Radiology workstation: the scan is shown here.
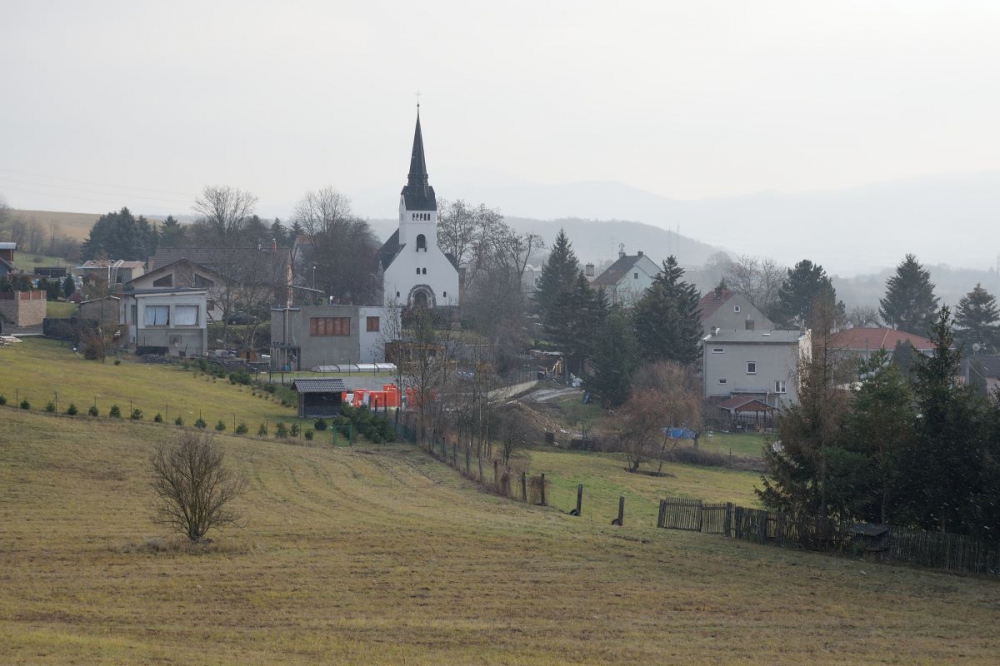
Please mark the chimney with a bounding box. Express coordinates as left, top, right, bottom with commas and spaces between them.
637, 250, 643, 257
272, 238, 277, 251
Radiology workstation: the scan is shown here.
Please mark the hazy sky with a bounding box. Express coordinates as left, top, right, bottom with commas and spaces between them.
3, 0, 999, 222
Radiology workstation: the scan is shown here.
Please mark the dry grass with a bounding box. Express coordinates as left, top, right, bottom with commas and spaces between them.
12, 209, 100, 242
3, 408, 1000, 664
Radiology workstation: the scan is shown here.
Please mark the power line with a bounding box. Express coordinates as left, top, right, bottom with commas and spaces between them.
0, 167, 195, 197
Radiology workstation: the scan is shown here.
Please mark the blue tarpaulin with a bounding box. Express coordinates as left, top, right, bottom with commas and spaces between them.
662, 427, 696, 439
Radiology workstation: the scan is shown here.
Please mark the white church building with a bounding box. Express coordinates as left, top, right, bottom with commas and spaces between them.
377, 112, 460, 308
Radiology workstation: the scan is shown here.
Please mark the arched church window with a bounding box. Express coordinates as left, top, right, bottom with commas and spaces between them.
416, 234, 427, 251
416, 268, 421, 274
422, 268, 427, 275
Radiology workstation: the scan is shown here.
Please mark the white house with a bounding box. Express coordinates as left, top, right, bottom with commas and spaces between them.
270, 304, 389, 371
702, 328, 811, 408
590, 249, 660, 306
377, 111, 460, 308
697, 287, 775, 337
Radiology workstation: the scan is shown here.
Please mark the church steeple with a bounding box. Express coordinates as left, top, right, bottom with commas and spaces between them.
401, 109, 436, 211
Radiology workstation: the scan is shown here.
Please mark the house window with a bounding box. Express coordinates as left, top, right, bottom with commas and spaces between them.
442, 291, 447, 298
775, 380, 787, 394
366, 316, 380, 332
634, 272, 638, 279
194, 274, 214, 288
416, 234, 427, 251
152, 274, 173, 288
144, 305, 169, 326
747, 361, 757, 374
175, 305, 199, 326
719, 378, 728, 385
734, 305, 741, 313
310, 317, 350, 336
712, 348, 724, 354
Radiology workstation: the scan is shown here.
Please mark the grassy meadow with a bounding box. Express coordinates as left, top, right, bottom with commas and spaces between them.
3, 340, 1000, 663
12, 209, 100, 242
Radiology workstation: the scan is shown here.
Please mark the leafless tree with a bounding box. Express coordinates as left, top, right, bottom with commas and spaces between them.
193, 185, 258, 244
847, 304, 882, 329
150, 432, 247, 542
724, 254, 785, 316
615, 390, 669, 473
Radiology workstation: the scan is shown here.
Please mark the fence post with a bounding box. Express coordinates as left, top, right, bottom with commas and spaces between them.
613, 496, 625, 526
657, 499, 666, 528
540, 473, 546, 506
575, 484, 583, 516
725, 503, 733, 538
521, 472, 527, 502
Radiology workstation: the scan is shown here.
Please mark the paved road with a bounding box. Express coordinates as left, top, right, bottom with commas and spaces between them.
525, 386, 583, 403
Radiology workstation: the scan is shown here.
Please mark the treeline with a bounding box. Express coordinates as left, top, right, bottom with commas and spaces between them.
0, 199, 81, 261
760, 308, 1000, 541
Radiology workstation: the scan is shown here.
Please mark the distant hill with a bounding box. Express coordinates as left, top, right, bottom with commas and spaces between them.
370, 171, 1000, 277
11, 209, 99, 242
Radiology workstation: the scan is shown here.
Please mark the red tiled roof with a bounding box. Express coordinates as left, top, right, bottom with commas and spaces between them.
697, 289, 732, 322
829, 327, 934, 352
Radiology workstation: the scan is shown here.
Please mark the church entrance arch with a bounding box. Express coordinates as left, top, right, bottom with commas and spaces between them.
408, 285, 435, 308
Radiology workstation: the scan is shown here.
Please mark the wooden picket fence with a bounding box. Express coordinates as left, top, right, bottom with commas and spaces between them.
657, 498, 1000, 577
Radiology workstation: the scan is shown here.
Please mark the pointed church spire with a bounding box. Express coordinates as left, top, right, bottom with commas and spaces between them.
401, 108, 436, 211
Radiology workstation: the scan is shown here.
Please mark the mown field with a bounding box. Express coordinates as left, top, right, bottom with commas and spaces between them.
3, 341, 1000, 663
12, 209, 100, 242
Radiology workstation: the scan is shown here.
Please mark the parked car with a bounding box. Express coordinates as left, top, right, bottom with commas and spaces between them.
226, 312, 258, 325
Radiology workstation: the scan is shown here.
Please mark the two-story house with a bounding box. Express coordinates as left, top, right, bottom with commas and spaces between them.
590, 248, 659, 306
697, 287, 774, 336
702, 328, 812, 408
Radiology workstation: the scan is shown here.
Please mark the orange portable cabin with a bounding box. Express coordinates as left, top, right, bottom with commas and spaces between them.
341, 384, 400, 411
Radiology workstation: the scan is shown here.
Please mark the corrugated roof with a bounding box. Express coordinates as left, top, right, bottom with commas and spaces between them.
291, 378, 347, 394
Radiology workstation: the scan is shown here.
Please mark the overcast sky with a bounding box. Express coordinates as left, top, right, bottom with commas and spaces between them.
2, 0, 999, 223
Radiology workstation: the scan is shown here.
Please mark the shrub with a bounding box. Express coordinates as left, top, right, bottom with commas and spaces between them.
257, 423, 268, 437
154, 413, 163, 423
194, 417, 207, 429
175, 416, 184, 426
88, 405, 99, 417
66, 403, 78, 416
305, 429, 314, 441
0, 395, 6, 405
131, 408, 143, 420
114, 359, 121, 366
275, 422, 288, 439
263, 383, 276, 394
45, 401, 56, 413
109, 405, 122, 418
215, 420, 226, 432
20, 399, 30, 410
290, 423, 300, 438
314, 418, 328, 431
235, 421, 248, 435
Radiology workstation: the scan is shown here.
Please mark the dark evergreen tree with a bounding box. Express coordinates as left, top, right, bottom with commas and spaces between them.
545, 272, 605, 375
632, 256, 702, 365
773, 259, 842, 330
879, 254, 938, 336
900, 307, 987, 534
81, 207, 158, 261
62, 274, 75, 299
586, 306, 639, 408
535, 229, 581, 319
158, 215, 186, 247
843, 349, 915, 524
954, 283, 1000, 356
890, 339, 917, 383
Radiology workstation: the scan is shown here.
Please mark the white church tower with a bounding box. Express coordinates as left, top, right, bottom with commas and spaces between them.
378, 110, 460, 308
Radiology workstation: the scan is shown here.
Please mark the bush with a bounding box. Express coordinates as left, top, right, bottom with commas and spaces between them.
305, 429, 314, 441
114, 359, 121, 366
88, 405, 99, 417
45, 401, 56, 413
290, 423, 300, 438
314, 418, 328, 431
257, 423, 268, 437
154, 413, 163, 423
275, 422, 288, 439
131, 408, 143, 420
215, 420, 226, 432
66, 403, 78, 416
235, 421, 248, 435
194, 417, 207, 429
109, 405, 122, 418
175, 416, 184, 426
20, 399, 30, 410
0, 395, 6, 405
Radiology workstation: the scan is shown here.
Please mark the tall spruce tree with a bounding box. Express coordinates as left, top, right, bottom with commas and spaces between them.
632, 256, 702, 365
901, 307, 987, 534
81, 207, 159, 261
545, 272, 606, 375
879, 254, 938, 336
954, 283, 1000, 356
586, 306, 639, 408
535, 228, 581, 318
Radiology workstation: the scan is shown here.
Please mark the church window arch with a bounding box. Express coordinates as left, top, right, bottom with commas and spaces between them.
416, 234, 427, 251
422, 268, 427, 275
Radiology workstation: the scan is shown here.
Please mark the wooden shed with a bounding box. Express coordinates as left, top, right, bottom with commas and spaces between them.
290, 378, 347, 419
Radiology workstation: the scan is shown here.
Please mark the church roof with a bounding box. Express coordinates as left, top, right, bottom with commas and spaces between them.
377, 229, 403, 272
400, 112, 436, 211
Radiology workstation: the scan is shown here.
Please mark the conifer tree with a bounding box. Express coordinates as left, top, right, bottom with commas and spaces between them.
879, 254, 938, 336
535, 228, 580, 318
632, 256, 702, 365
773, 259, 842, 330
954, 283, 1000, 356
586, 306, 639, 408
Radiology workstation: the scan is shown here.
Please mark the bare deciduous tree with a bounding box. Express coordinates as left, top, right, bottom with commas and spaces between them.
847, 304, 882, 329
150, 432, 247, 542
193, 185, 258, 244
724, 254, 785, 316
